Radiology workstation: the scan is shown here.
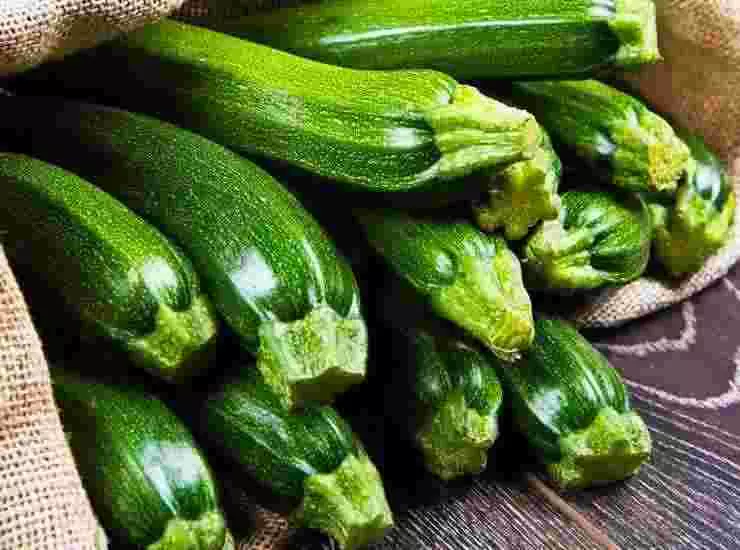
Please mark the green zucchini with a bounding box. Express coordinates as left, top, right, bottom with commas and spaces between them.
15, 19, 539, 204
647, 127, 736, 277
496, 318, 651, 490
197, 364, 393, 550
0, 96, 366, 409
523, 189, 652, 291
0, 153, 217, 382
51, 366, 230, 549
378, 277, 503, 480
189, 0, 660, 79
356, 208, 533, 361
473, 126, 562, 240
508, 80, 691, 194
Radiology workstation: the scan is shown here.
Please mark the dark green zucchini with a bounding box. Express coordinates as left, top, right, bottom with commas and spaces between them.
188, 0, 660, 79
0, 96, 366, 409
523, 189, 652, 291
496, 318, 651, 490
356, 208, 533, 361
508, 79, 691, 194
378, 277, 503, 480
474, 126, 562, 240
14, 19, 540, 204
0, 153, 218, 382
197, 365, 393, 550
51, 366, 231, 549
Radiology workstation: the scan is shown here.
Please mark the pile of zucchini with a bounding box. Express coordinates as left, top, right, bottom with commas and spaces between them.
0, 1, 733, 548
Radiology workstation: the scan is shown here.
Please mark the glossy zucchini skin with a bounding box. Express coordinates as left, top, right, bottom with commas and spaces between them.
0, 153, 218, 382
496, 318, 651, 490
648, 127, 736, 277
379, 278, 503, 480
357, 208, 533, 361
523, 189, 652, 291
509, 80, 690, 194
0, 96, 366, 409
190, 0, 660, 80
51, 366, 230, 550
17, 19, 539, 203
198, 365, 393, 550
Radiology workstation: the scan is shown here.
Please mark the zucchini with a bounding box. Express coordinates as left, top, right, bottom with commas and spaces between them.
647, 127, 736, 277
356, 208, 533, 361
0, 153, 217, 382
51, 366, 231, 549
14, 19, 540, 203
496, 318, 651, 490
378, 277, 503, 480
0, 96, 366, 409
508, 80, 691, 194
189, 0, 660, 80
197, 364, 393, 550
523, 189, 652, 291
473, 126, 562, 240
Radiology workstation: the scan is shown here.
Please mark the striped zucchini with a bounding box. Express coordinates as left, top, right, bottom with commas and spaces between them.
189, 0, 660, 79
0, 153, 218, 382
0, 96, 366, 409
16, 19, 540, 204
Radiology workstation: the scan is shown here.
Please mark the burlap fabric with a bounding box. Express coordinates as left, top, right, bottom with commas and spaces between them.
0, 1, 738, 549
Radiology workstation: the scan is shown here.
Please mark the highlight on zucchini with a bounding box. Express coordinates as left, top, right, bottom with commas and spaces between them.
523, 189, 652, 292
51, 366, 231, 550
188, 0, 661, 79
0, 96, 367, 409
496, 318, 652, 490
15, 19, 541, 204
508, 79, 691, 194
357, 208, 534, 361
198, 364, 393, 550
0, 153, 218, 382
474, 126, 562, 241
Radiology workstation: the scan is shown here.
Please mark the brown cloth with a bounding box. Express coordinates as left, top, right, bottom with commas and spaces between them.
0, 1, 738, 549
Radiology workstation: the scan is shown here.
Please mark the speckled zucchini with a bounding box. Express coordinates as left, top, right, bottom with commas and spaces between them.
496, 318, 652, 490
189, 0, 660, 79
16, 19, 540, 204
0, 153, 217, 382
51, 366, 231, 550
0, 96, 366, 409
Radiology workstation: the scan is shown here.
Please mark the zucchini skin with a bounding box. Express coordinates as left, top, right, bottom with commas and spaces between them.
189, 0, 660, 79
508, 80, 690, 194
496, 318, 651, 490
51, 367, 230, 550
15, 19, 539, 203
523, 189, 652, 291
0, 96, 366, 409
198, 365, 393, 550
357, 208, 533, 361
0, 153, 218, 382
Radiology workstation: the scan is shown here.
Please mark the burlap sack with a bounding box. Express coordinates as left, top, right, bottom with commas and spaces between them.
0, 1, 738, 549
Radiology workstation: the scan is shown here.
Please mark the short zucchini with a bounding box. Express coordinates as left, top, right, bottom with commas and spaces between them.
51, 366, 231, 550
496, 318, 652, 490
0, 153, 218, 382
197, 364, 393, 550
190, 0, 660, 79
0, 96, 366, 409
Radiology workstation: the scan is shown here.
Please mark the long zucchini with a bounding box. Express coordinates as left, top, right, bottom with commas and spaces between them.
51, 366, 231, 549
14, 19, 539, 204
188, 0, 660, 80
507, 79, 691, 194
197, 364, 393, 550
496, 318, 651, 490
0, 153, 217, 382
0, 96, 366, 409
356, 208, 533, 361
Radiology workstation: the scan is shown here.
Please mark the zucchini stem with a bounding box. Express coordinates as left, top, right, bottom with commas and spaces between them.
147, 511, 229, 550
610, 0, 662, 67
